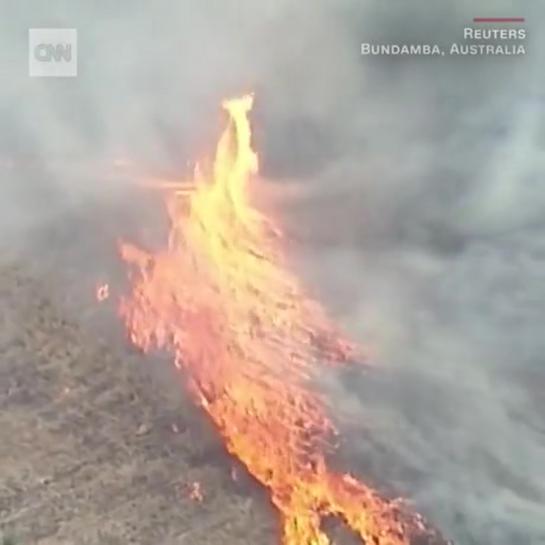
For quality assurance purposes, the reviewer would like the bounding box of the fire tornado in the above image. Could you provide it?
[118,95,447,545]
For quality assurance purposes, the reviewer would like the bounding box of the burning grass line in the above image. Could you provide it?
[118,95,450,545]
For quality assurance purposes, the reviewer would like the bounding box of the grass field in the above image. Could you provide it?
[0,263,276,545]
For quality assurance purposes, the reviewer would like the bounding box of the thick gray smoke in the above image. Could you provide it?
[1,1,544,543]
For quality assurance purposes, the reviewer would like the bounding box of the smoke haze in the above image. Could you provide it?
[1,1,544,543]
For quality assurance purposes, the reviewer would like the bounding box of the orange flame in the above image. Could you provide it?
[118,95,446,545]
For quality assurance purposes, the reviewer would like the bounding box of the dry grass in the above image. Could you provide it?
[0,263,275,545]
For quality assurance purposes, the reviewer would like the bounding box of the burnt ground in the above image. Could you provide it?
[0,262,277,545]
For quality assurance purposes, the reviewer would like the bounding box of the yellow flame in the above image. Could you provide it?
[118,95,445,545]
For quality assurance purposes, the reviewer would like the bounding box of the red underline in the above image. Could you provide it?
[473,17,525,23]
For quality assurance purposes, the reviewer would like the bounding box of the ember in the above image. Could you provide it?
[96,283,109,302]
[118,95,448,545]
[188,481,204,503]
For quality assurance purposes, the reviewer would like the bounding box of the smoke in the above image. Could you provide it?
[1,0,544,543]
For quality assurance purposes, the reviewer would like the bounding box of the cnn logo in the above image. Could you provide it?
[29,29,77,77]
